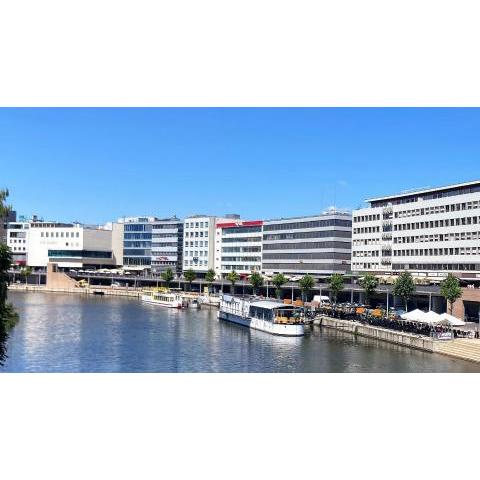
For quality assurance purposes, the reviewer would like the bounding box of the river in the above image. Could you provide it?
[2,291,479,372]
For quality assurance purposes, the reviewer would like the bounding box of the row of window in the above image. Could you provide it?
[353,239,381,246]
[185,240,208,247]
[221,226,262,235]
[371,184,480,208]
[124,233,152,240]
[185,221,209,229]
[184,260,208,267]
[185,231,207,238]
[263,263,348,271]
[394,200,480,219]
[41,231,80,238]
[394,248,480,257]
[263,241,351,251]
[264,230,351,241]
[353,214,381,223]
[393,263,480,271]
[263,219,351,232]
[353,251,380,257]
[222,246,261,253]
[221,256,262,263]
[394,216,480,231]
[48,250,112,258]
[185,250,208,257]
[394,231,480,244]
[263,252,351,260]
[353,226,381,234]
[220,236,262,243]
[222,265,261,271]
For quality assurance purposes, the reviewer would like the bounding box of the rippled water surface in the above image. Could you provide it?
[2,291,480,373]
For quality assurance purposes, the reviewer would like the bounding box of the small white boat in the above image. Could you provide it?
[141,289,186,309]
[218,295,305,336]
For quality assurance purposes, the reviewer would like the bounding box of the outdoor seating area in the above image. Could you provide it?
[317,303,479,340]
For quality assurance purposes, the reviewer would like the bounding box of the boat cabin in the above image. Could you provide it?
[248,301,304,325]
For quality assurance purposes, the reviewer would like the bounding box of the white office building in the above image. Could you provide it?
[6,220,29,266]
[352,180,480,276]
[214,220,263,277]
[183,214,240,274]
[25,221,113,269]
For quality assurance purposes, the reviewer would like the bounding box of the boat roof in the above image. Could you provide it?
[249,301,297,310]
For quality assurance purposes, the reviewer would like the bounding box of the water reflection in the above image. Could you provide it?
[3,291,480,373]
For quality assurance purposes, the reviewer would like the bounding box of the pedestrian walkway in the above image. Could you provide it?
[435,339,480,364]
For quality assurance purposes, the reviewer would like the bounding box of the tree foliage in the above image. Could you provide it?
[161,268,174,288]
[272,273,288,299]
[205,269,216,284]
[0,188,11,218]
[299,274,315,302]
[392,271,416,311]
[249,271,264,295]
[184,269,196,291]
[0,193,17,365]
[359,273,379,306]
[440,273,463,315]
[328,274,345,304]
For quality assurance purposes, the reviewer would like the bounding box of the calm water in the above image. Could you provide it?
[2,291,480,373]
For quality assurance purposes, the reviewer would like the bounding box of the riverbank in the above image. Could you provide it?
[8,284,141,298]
[314,315,480,364]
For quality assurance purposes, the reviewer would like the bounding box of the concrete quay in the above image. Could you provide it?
[314,316,436,352]
[314,316,480,363]
[8,284,141,298]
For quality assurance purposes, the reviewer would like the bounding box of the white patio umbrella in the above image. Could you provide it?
[401,309,427,322]
[422,310,443,325]
[438,313,466,327]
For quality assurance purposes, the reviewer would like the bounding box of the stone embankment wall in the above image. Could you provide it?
[315,316,436,352]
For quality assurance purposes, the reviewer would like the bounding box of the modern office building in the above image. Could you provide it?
[262,211,352,277]
[352,180,480,276]
[214,220,263,277]
[1,209,16,244]
[113,216,183,273]
[183,214,240,274]
[6,219,29,266]
[25,220,113,269]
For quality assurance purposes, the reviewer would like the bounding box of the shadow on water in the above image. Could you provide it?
[0,319,8,366]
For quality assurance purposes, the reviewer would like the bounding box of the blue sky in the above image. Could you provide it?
[1,108,479,224]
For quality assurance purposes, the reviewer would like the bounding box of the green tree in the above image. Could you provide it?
[204,269,216,294]
[0,188,11,219]
[392,271,416,312]
[440,273,463,315]
[328,274,345,304]
[359,273,379,306]
[227,270,239,294]
[183,269,196,292]
[0,236,17,366]
[272,273,288,299]
[0,243,12,309]
[249,271,264,296]
[21,266,33,286]
[161,268,174,289]
[299,274,315,302]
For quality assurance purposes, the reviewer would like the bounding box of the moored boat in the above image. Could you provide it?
[218,295,305,336]
[141,288,187,309]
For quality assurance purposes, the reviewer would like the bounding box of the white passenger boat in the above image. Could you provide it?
[141,289,187,309]
[218,295,305,337]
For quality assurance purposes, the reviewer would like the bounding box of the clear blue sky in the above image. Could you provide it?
[1,108,479,224]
